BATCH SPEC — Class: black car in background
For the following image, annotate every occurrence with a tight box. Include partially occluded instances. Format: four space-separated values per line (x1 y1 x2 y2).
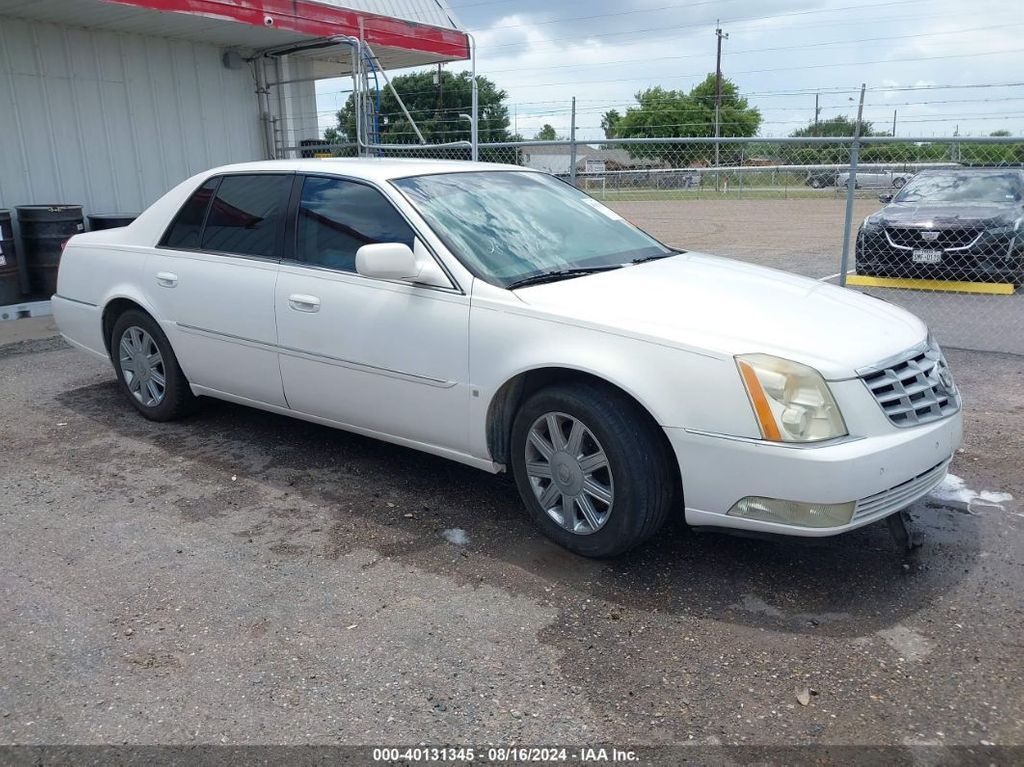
855 168 1024 284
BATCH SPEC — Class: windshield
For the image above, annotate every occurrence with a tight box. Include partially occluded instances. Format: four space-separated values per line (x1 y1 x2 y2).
391 171 672 287
894 172 1023 204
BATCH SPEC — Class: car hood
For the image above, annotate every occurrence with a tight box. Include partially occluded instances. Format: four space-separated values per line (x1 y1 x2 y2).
512 252 927 380
871 202 1021 228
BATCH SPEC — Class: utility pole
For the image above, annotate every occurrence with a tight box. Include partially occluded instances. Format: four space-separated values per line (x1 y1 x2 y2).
714 21 729 190
814 92 821 126
436 63 443 141
892 109 897 137
569 96 578 187
838 83 866 288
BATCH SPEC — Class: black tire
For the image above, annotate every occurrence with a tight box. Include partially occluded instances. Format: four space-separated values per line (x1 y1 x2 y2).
110 309 196 421
510 382 676 557
893 177 906 189
810 178 823 189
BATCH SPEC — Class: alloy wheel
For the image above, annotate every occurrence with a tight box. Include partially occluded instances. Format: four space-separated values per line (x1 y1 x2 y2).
525 412 614 535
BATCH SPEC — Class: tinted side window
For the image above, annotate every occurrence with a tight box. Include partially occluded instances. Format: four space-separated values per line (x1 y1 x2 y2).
200 174 293 258
162 177 218 249
295 176 414 272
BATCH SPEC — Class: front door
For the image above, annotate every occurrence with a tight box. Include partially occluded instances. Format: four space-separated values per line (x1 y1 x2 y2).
275 175 471 452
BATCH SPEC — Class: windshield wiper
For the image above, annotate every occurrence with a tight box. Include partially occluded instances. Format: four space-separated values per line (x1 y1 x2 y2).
632 249 683 264
506 265 623 290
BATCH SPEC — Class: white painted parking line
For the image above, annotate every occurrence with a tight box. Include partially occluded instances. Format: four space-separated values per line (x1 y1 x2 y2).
819 269 855 282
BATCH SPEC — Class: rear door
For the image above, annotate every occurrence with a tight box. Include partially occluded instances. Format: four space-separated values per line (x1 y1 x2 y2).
275 174 471 452
147 173 293 407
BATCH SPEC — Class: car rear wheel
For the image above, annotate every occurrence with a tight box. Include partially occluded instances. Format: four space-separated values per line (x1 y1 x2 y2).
510 382 676 557
809 178 823 189
111 309 196 421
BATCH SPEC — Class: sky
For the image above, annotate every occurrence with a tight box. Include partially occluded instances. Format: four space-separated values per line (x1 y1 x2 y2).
314 0 1024 141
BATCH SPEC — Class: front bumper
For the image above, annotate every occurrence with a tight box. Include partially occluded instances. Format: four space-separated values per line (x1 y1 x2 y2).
667 409 962 537
856 228 1022 283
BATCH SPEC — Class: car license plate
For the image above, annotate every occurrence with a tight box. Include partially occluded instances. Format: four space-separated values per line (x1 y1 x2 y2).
912 249 942 264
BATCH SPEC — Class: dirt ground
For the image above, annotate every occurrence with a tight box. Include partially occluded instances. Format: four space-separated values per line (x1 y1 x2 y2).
609 197 881 277
1 322 1022 752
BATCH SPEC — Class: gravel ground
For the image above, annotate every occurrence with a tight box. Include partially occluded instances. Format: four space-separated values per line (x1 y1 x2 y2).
609 198 882 277
0 329 1022 749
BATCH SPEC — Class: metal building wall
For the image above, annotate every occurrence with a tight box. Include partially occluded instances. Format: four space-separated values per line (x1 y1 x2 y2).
0 15 266 217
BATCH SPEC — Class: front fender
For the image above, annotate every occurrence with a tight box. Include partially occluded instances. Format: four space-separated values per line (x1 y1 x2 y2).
468 302 760 461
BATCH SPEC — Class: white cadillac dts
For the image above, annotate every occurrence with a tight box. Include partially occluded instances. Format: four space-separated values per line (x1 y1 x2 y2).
54 160 962 557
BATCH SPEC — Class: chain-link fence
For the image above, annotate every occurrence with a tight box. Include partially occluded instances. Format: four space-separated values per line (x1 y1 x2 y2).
284 134 1024 356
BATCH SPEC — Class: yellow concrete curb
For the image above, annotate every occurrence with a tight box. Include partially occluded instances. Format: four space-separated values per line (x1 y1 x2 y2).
846 275 1016 295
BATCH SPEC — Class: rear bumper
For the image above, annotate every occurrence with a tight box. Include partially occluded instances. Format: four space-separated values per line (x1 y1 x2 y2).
667 409 962 537
52 294 107 359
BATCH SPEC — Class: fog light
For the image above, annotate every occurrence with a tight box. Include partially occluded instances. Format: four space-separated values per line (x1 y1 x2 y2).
727 496 855 528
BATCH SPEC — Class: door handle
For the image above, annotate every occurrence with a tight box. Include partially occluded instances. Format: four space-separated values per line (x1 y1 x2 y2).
156 272 178 288
288 293 321 313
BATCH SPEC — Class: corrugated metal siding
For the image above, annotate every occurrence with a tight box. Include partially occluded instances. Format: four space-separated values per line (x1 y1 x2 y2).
316 0 462 30
0 15 265 216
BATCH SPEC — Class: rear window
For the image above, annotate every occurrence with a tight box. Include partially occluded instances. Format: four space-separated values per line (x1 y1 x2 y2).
200 175 293 258
162 178 218 249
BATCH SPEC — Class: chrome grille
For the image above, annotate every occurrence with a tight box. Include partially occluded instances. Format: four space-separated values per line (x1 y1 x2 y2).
885 227 982 251
860 342 960 427
853 460 949 523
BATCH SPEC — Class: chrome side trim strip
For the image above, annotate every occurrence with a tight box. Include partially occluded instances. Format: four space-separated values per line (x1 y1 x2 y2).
175 322 456 389
53 294 98 308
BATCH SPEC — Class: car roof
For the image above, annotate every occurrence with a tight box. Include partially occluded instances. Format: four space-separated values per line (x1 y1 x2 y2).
198 158 530 183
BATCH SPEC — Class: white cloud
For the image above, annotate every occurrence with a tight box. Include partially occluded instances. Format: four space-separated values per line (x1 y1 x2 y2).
316 0 1024 139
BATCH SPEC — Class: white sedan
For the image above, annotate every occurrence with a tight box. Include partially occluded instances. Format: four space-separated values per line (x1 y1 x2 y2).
54 159 962 557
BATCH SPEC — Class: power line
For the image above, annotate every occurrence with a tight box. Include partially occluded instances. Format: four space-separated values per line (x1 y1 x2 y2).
479 0 933 52
490 48 1024 91
477 22 1023 76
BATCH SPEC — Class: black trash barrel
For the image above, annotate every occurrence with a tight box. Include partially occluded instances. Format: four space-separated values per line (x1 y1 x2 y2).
16 205 84 298
0 210 21 305
88 213 137 231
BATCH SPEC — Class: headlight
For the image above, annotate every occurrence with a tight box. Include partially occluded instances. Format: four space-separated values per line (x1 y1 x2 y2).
736 354 848 443
861 215 881 232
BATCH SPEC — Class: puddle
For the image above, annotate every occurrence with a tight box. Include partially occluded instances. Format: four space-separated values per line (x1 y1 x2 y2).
731 593 850 627
928 473 1014 515
441 528 470 546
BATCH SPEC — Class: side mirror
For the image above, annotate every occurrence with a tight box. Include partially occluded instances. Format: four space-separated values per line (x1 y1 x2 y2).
878 193 893 203
356 242 418 280
355 241 451 288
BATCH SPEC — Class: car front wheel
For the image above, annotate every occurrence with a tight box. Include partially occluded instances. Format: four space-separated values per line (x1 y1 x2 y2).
510 382 676 557
111 309 196 421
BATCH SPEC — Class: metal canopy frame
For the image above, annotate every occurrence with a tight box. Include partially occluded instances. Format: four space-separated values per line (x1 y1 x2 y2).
252 32 478 159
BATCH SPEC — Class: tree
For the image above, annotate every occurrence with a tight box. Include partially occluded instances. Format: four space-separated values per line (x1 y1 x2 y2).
613 75 761 163
330 70 514 146
535 124 557 140
990 129 1012 137
786 116 882 167
601 109 621 139
791 115 875 138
